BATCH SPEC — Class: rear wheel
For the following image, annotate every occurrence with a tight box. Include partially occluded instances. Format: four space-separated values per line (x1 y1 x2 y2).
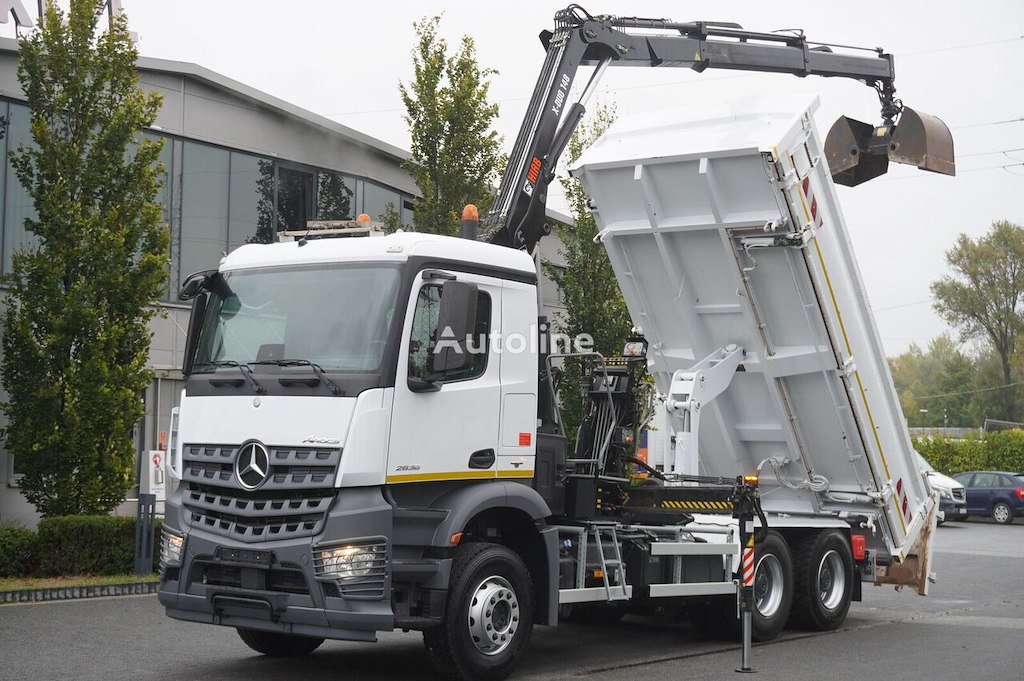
236 629 324 657
992 501 1013 525
751 531 793 641
691 530 792 642
423 542 534 681
789 530 854 631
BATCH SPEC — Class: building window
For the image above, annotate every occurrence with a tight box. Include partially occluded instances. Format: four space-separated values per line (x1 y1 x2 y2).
408 284 491 382
228 152 274 249
362 181 400 222
3 101 38 275
316 171 354 220
180 141 229 289
277 165 314 231
144 131 174 228
5 453 24 487
401 198 414 228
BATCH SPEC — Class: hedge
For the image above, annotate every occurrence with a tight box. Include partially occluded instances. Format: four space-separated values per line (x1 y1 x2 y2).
17 515 163 578
0 526 39 577
912 429 1024 477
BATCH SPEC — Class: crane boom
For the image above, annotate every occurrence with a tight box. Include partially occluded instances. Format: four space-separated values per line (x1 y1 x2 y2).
483 5 953 254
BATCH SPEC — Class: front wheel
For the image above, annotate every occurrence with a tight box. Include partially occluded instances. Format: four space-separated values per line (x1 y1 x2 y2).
236 629 324 657
789 530 854 631
992 501 1014 525
423 542 534 681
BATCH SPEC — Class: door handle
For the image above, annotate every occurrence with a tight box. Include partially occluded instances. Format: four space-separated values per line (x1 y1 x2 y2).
468 449 495 469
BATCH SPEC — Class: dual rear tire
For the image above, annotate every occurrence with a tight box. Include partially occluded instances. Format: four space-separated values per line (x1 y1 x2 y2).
789 530 855 631
695 529 854 640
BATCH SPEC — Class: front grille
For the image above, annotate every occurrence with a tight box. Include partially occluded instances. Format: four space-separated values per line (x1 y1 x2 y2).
952 488 966 502
182 443 341 543
200 563 310 595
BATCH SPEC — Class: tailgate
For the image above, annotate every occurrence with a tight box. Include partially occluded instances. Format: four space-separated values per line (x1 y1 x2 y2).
570 95 935 562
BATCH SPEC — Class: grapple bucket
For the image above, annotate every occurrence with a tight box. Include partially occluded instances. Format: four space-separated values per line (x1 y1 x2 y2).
825 116 889 186
888 107 956 177
825 108 956 187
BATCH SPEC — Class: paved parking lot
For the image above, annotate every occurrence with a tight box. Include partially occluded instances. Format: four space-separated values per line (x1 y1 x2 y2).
2 519 1021 681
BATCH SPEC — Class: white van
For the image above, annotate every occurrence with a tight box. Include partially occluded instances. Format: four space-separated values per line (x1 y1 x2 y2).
917 452 967 524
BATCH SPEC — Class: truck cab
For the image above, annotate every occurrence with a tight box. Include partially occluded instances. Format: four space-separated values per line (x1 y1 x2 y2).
159 232 563 654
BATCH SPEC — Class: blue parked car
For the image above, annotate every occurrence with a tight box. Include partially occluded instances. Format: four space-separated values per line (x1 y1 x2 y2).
951 471 1024 525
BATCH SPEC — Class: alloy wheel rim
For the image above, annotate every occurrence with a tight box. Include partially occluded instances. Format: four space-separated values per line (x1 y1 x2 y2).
467 574 520 656
754 553 784 618
818 550 846 611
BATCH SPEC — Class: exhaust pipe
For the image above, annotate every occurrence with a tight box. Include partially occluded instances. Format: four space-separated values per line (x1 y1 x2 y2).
825 107 955 187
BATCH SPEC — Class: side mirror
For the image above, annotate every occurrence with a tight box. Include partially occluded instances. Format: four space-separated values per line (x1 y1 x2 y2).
179 269 219 301
182 293 208 377
430 280 478 375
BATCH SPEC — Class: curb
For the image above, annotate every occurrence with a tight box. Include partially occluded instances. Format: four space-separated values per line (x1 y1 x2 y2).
0 580 159 604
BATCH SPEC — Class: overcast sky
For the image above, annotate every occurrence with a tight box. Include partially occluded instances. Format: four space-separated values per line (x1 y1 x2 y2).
6 1 1022 356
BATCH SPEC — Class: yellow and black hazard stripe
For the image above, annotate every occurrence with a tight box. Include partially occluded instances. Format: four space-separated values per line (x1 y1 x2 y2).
660 500 733 511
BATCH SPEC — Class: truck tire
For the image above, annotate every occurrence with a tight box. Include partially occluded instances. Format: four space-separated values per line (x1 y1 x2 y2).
750 531 793 640
789 530 854 631
423 542 534 681
692 531 792 642
236 628 324 657
992 501 1013 525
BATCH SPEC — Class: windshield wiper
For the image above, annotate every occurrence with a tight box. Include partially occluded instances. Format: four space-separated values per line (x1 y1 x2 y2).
251 359 344 396
197 360 266 394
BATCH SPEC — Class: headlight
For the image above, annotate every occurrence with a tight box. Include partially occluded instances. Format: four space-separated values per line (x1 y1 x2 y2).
160 528 184 568
935 487 951 500
314 542 386 581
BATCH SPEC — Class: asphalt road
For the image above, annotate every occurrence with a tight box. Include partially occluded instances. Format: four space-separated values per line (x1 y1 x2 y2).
2 518 1021 681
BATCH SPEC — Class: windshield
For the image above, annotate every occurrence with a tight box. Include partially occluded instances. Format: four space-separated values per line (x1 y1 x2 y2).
915 452 937 473
193 264 402 373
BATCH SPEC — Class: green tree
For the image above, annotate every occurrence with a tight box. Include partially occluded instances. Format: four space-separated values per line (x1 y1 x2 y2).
0 0 169 516
889 334 975 427
546 104 631 446
931 220 1024 420
399 15 503 236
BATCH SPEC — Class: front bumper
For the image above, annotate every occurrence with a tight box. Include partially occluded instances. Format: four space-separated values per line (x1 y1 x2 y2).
158 486 394 642
939 496 967 520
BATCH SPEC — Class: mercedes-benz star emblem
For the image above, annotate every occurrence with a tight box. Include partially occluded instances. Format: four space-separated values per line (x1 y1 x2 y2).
235 441 270 490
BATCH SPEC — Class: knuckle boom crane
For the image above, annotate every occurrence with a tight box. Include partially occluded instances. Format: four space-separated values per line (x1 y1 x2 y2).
483 4 954 255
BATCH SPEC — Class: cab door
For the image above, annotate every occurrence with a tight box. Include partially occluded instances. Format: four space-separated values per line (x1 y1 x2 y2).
386 270 502 483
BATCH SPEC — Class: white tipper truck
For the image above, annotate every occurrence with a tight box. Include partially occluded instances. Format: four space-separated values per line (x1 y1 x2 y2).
158 7 955 681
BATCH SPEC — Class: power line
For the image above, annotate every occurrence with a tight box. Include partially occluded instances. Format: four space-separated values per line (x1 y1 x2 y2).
879 162 1024 181
914 380 1024 401
874 299 932 312
322 33 1024 119
959 147 1024 158
952 117 1024 130
898 36 1023 57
